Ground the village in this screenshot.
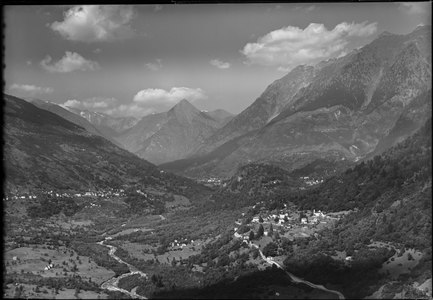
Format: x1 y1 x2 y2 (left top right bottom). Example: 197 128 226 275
232 201 355 246
3 188 127 201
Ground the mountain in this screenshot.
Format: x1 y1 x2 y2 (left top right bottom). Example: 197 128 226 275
195 65 315 155
65 107 138 137
27 98 123 147
28 98 102 137
115 99 224 165
161 26 431 179
3 94 160 193
203 109 235 127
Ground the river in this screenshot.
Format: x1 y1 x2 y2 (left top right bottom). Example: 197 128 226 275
97 236 344 299
97 238 148 299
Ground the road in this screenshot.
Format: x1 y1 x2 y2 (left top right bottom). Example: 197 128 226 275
98 239 148 299
250 243 345 300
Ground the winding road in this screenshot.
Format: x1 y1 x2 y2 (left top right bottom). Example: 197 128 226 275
97 239 148 299
250 243 345 300
96 232 344 299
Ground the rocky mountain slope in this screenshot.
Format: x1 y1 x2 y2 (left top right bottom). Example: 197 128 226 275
65 107 138 138
28 99 124 147
115 99 226 165
161 26 431 179
204 109 234 127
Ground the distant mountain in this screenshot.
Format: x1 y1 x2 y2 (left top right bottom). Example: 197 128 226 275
115 99 225 165
27 98 123 147
4 94 160 193
203 109 234 127
161 26 432 179
65 107 138 137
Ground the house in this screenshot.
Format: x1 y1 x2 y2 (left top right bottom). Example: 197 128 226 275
345 256 353 261
301 218 308 224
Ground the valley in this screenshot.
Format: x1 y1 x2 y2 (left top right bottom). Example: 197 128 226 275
3 5 432 299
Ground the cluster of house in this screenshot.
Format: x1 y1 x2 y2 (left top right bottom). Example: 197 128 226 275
197 177 222 186
4 188 127 201
300 176 324 186
43 263 54 271
73 189 125 198
169 239 198 250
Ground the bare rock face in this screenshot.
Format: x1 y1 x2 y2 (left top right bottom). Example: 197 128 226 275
161 26 432 179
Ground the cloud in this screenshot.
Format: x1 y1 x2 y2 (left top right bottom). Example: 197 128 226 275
133 87 207 105
61 97 118 111
210 59 231 69
104 104 155 118
399 2 430 15
41 52 99 73
51 5 135 42
145 59 162 71
62 96 156 118
93 48 102 54
9 84 54 97
241 21 377 71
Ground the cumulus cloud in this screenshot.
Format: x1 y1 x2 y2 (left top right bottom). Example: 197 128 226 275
41 52 99 73
9 84 54 97
51 5 135 42
133 87 207 105
145 59 162 71
61 96 118 111
241 21 377 71
104 104 155 118
210 59 231 69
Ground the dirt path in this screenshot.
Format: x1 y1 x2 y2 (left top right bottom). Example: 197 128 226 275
250 243 345 300
98 239 148 299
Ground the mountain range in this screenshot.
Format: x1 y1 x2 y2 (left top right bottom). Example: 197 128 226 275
113 99 234 164
4 94 160 193
161 26 432 179
63 107 139 138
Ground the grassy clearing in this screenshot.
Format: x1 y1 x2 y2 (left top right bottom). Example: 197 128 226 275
5 245 115 285
3 283 109 299
380 248 423 279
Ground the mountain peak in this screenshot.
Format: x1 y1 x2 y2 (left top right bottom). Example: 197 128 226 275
174 99 196 109
169 99 200 114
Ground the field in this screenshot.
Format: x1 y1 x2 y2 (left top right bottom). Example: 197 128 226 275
380 248 423 279
4 283 109 299
5 244 115 285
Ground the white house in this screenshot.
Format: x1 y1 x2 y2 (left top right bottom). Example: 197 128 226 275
301 218 308 224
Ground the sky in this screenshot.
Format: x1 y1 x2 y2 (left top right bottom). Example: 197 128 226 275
4 2 431 118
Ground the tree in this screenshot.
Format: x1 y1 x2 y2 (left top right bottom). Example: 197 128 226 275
263 242 278 257
269 223 274 236
249 231 255 241
259 216 264 223
257 224 264 239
